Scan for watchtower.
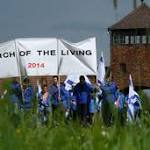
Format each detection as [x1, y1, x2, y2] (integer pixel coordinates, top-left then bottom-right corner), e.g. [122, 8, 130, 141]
[108, 1, 150, 90]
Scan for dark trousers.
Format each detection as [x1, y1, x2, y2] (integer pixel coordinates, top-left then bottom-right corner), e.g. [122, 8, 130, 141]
[78, 103, 88, 124]
[52, 104, 58, 121]
[101, 100, 114, 126]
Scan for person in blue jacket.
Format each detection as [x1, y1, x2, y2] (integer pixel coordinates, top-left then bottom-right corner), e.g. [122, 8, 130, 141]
[48, 76, 60, 124]
[9, 78, 22, 112]
[100, 73, 118, 126]
[38, 84, 51, 125]
[89, 88, 97, 124]
[22, 77, 34, 111]
[73, 75, 93, 125]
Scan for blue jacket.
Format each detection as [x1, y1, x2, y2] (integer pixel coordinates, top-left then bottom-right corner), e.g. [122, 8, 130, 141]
[23, 86, 34, 109]
[60, 84, 70, 109]
[89, 98, 96, 113]
[101, 81, 118, 103]
[48, 84, 59, 106]
[74, 82, 93, 104]
[115, 90, 125, 110]
[10, 81, 22, 103]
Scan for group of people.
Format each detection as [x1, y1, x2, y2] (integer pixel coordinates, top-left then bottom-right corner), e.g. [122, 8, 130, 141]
[3, 74, 142, 127]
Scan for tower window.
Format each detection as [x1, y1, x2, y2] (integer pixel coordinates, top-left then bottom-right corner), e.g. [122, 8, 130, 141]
[142, 35, 147, 44]
[113, 34, 125, 45]
[113, 35, 120, 44]
[130, 36, 135, 44]
[135, 36, 141, 44]
[120, 35, 125, 44]
[125, 36, 129, 44]
[112, 34, 149, 45]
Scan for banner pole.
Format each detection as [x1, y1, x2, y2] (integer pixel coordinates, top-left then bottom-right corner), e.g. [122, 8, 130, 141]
[14, 39, 25, 105]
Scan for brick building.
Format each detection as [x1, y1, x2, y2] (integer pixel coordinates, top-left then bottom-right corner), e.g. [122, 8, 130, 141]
[108, 2, 150, 90]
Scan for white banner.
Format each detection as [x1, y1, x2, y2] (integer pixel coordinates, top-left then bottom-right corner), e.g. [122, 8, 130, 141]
[58, 38, 97, 75]
[16, 38, 58, 76]
[0, 41, 19, 78]
[0, 37, 97, 78]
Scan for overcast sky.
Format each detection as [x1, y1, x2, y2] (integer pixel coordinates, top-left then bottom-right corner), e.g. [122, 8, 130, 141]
[0, 0, 150, 65]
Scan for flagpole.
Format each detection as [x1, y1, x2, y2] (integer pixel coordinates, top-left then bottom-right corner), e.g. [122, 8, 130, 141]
[95, 38, 98, 86]
[97, 51, 106, 86]
[57, 38, 61, 101]
[96, 56, 99, 86]
[14, 39, 25, 105]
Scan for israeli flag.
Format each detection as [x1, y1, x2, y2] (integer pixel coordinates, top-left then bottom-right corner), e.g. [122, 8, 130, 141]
[127, 74, 141, 122]
[97, 51, 105, 85]
[64, 74, 91, 91]
[37, 80, 42, 95]
[129, 75, 138, 99]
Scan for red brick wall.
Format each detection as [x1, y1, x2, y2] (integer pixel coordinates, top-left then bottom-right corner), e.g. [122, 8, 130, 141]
[0, 75, 96, 92]
[111, 44, 150, 89]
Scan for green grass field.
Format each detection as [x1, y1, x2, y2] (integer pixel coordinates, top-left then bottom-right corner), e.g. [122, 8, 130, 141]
[0, 80, 150, 150]
[0, 96, 150, 150]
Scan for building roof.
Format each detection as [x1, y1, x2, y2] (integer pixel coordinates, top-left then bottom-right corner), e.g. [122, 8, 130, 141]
[109, 3, 150, 30]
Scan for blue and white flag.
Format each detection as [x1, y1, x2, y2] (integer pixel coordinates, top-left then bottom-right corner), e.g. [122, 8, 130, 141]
[97, 51, 105, 85]
[128, 74, 139, 102]
[64, 74, 91, 91]
[127, 74, 141, 122]
[37, 80, 42, 95]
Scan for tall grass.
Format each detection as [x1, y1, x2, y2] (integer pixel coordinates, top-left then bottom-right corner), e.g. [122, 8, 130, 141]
[0, 79, 150, 150]
[0, 96, 150, 150]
